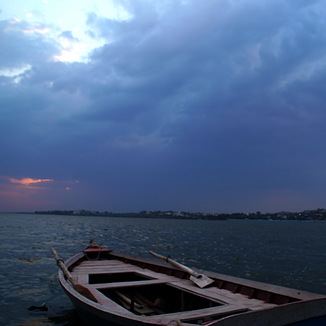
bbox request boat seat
[88,279,170,289]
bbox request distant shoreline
[32,208,326,221]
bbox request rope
[85,250,101,260]
[56,258,65,267]
[84,239,102,260]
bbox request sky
[1,0,326,213]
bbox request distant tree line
[34,208,326,220]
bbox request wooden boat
[52,245,326,326]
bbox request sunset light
[8,177,54,185]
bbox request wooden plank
[170,281,276,310]
[73,273,89,285]
[88,279,169,290]
[149,304,248,321]
[85,287,133,315]
[84,285,158,316]
[79,260,126,266]
[73,265,181,282]
[83,287,160,318]
[73,265,142,271]
[74,261,142,273]
[114,290,156,315]
[76,264,125,269]
[74,262,133,269]
[206,289,277,310]
[168,281,233,304]
[74,266,139,273]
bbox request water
[0,213,325,325]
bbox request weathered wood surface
[149,304,248,321]
[149,251,214,288]
[202,268,325,301]
[72,259,184,284]
[87,279,170,290]
[171,281,277,310]
[211,298,326,326]
[86,287,131,313]
[79,260,124,266]
[55,249,326,326]
[52,248,98,302]
[70,257,276,313]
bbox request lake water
[0,213,325,325]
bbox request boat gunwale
[209,297,326,326]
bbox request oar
[51,248,97,302]
[149,251,214,288]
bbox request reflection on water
[0,213,325,325]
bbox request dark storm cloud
[1,0,326,212]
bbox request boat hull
[56,248,326,326]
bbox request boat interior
[67,249,291,324]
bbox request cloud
[4,177,54,191]
[59,31,79,41]
[8,177,54,186]
[1,0,326,212]
[0,176,82,211]
[0,20,60,70]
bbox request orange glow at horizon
[9,177,54,185]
